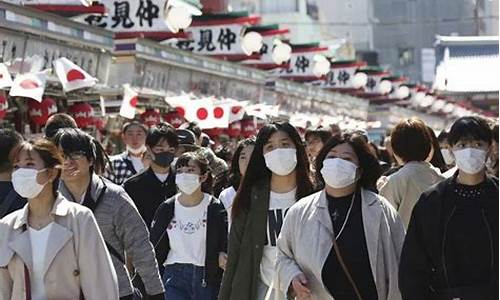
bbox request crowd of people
[0,112,498,300]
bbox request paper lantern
[164,0,202,33]
[241,119,256,138]
[163,110,185,128]
[242,31,263,56]
[396,86,410,99]
[203,128,223,138]
[379,80,393,94]
[0,95,7,119]
[28,97,57,126]
[140,109,161,127]
[352,72,368,88]
[226,121,242,138]
[272,40,292,65]
[69,103,94,128]
[312,55,331,77]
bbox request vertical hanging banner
[269,44,328,81]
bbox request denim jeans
[162,263,217,300]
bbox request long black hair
[315,133,382,191]
[426,126,448,173]
[231,122,314,219]
[229,137,256,190]
[53,128,110,175]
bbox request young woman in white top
[0,139,118,300]
[150,151,228,300]
[219,122,314,300]
[218,138,255,228]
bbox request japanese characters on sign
[321,67,357,88]
[79,0,168,32]
[173,24,243,55]
[269,50,327,78]
[364,73,384,93]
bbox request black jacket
[123,167,177,228]
[150,195,228,289]
[399,173,498,300]
[0,182,26,218]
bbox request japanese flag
[182,98,230,129]
[0,63,13,89]
[9,71,48,102]
[215,98,247,123]
[246,103,279,120]
[119,84,138,119]
[53,57,97,92]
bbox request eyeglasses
[63,152,86,161]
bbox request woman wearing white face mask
[400,116,498,300]
[0,139,119,300]
[150,151,228,300]
[276,134,405,300]
[219,122,314,300]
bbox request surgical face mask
[453,148,487,175]
[127,145,147,155]
[440,148,455,165]
[153,151,175,168]
[175,173,201,195]
[12,168,47,199]
[264,148,297,176]
[320,158,358,189]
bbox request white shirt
[260,189,296,286]
[129,156,144,173]
[166,193,211,267]
[154,172,169,183]
[29,223,54,300]
[219,186,237,230]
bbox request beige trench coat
[276,189,406,300]
[0,196,119,300]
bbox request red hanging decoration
[68,103,94,128]
[226,121,241,138]
[28,97,57,126]
[140,109,161,127]
[163,110,185,128]
[0,94,7,120]
[241,119,256,138]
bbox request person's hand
[219,252,228,270]
[291,273,311,299]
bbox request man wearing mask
[0,129,25,218]
[400,116,498,300]
[105,121,148,185]
[124,123,179,228]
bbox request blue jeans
[162,263,216,300]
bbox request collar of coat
[59,174,106,206]
[12,195,72,230]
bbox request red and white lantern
[163,110,185,128]
[140,109,161,127]
[69,103,94,128]
[28,97,57,126]
[226,121,242,138]
[241,119,256,138]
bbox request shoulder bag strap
[331,236,364,300]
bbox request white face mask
[453,148,487,175]
[127,145,147,155]
[264,148,298,176]
[320,158,358,189]
[441,148,455,165]
[175,173,201,195]
[12,168,47,199]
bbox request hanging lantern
[203,128,223,138]
[272,40,292,65]
[163,110,185,128]
[140,109,161,127]
[226,121,242,138]
[241,119,256,138]
[352,72,368,89]
[164,0,202,33]
[93,117,106,131]
[0,94,7,120]
[69,103,94,128]
[312,54,331,77]
[396,86,410,99]
[420,95,434,108]
[28,97,57,126]
[379,80,393,94]
[242,31,263,56]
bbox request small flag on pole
[9,71,48,102]
[119,84,138,119]
[53,57,97,92]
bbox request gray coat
[60,174,164,298]
[276,189,405,300]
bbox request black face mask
[153,151,175,168]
